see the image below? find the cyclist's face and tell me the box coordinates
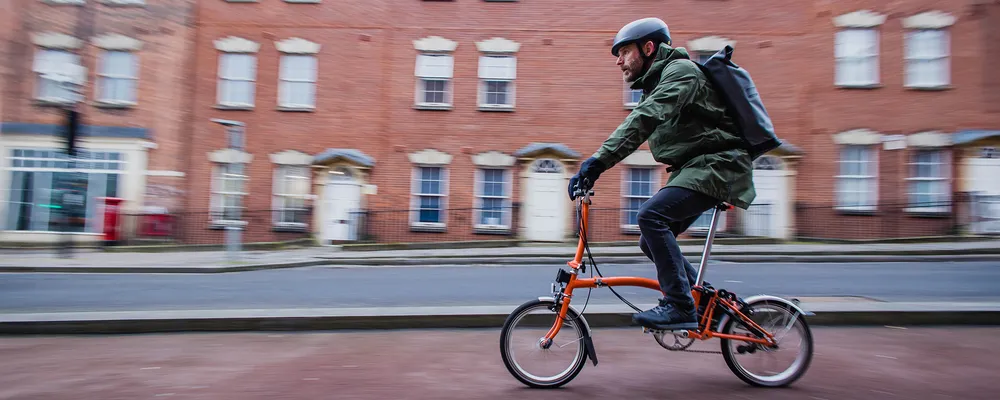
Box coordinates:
[617,42,651,82]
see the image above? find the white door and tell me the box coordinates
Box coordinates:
[966,153,1000,234]
[524,159,567,242]
[323,168,362,242]
[744,156,791,239]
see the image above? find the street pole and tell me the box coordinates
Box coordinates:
[211,119,246,262]
[45,66,86,259]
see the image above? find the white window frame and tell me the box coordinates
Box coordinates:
[32,48,82,103]
[414,53,454,108]
[210,162,249,226]
[835,28,880,87]
[410,165,448,229]
[904,29,950,89]
[473,168,512,231]
[620,167,658,231]
[905,149,951,213]
[271,164,312,227]
[478,55,516,109]
[835,144,879,212]
[4,148,126,234]
[623,82,642,109]
[278,54,317,109]
[216,52,257,108]
[96,49,139,105]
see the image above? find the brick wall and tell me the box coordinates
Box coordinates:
[2,0,196,213]
[185,0,996,244]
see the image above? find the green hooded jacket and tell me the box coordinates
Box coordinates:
[592,43,756,209]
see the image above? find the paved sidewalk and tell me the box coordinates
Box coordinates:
[2,327,998,399]
[0,240,997,273]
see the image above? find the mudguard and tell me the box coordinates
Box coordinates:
[538,296,598,366]
[716,294,815,332]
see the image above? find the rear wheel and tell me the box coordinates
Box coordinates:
[499,299,589,388]
[720,299,813,387]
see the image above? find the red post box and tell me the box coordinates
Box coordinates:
[100,197,125,245]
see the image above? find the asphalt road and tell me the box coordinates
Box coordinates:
[1,261,998,313]
[1,327,998,399]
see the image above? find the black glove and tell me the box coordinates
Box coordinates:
[568,157,607,200]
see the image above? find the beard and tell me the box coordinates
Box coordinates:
[621,59,644,83]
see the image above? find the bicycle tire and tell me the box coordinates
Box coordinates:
[499,299,589,389]
[719,299,814,387]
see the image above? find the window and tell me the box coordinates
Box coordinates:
[412,166,446,226]
[32,49,81,102]
[478,55,516,108]
[907,149,950,212]
[415,54,454,107]
[624,83,642,108]
[622,168,655,228]
[905,29,949,88]
[5,149,123,233]
[278,54,317,109]
[211,163,248,224]
[217,53,256,107]
[694,51,714,64]
[475,168,511,229]
[835,28,879,87]
[272,165,311,226]
[96,50,138,104]
[836,145,878,211]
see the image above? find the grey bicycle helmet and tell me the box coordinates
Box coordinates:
[611,17,672,57]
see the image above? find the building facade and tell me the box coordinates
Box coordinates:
[3,0,999,245]
[0,0,196,244]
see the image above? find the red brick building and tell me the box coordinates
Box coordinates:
[179,0,1000,246]
[6,0,998,246]
[0,0,196,244]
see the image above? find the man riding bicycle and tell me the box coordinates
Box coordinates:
[569,17,756,330]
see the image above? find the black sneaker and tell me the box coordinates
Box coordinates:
[633,298,698,330]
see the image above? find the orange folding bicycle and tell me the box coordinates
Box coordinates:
[499,180,814,389]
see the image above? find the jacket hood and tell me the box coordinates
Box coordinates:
[630,43,691,91]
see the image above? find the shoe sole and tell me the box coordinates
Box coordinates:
[631,316,699,331]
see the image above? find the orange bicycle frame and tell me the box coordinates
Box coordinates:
[543,192,775,347]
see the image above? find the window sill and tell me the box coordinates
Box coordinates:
[410,223,446,233]
[620,225,641,235]
[284,0,321,3]
[474,226,511,235]
[42,0,85,6]
[33,98,77,108]
[904,85,953,92]
[834,206,877,216]
[414,104,453,111]
[100,0,147,7]
[277,106,315,112]
[478,105,515,112]
[214,104,254,111]
[624,103,638,110]
[273,224,308,232]
[93,101,137,109]
[209,220,249,230]
[835,83,882,90]
[904,207,952,217]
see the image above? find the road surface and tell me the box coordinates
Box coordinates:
[0,326,997,399]
[1,261,998,313]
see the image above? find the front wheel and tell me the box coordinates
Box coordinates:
[720,298,814,387]
[499,299,589,389]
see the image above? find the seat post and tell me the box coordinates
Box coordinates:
[694,205,724,287]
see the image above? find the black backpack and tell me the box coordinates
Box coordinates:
[694,45,782,160]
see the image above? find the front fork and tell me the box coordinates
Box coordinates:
[542,266,577,344]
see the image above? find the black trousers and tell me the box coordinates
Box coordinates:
[637,186,719,308]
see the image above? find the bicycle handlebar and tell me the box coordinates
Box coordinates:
[573,177,596,201]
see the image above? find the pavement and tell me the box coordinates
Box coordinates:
[4,261,999,312]
[0,239,998,273]
[1,327,998,399]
